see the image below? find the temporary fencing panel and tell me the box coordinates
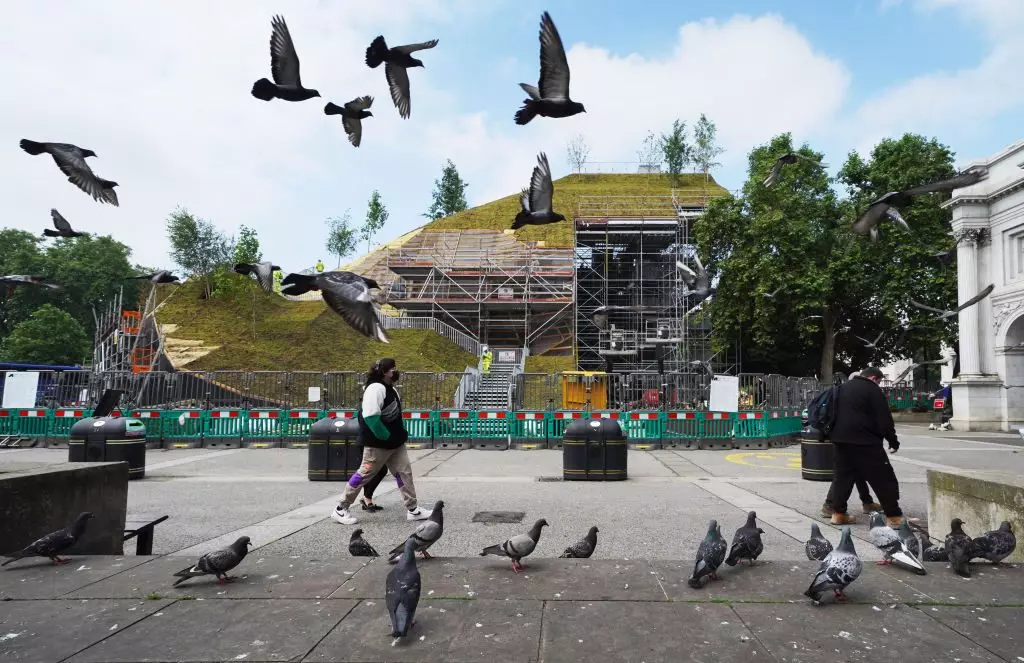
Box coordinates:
[245,409,283,448]
[16,409,50,442]
[132,410,164,447]
[285,409,323,448]
[0,409,16,437]
[50,408,89,443]
[162,410,204,448]
[203,409,243,448]
[435,410,472,449]
[474,411,509,450]
[624,411,662,449]
[510,411,547,449]
[663,411,699,449]
[734,411,768,449]
[700,412,734,450]
[403,411,433,449]
[548,411,582,449]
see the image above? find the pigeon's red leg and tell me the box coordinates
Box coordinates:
[54,556,71,565]
[710,571,720,580]
[875,560,893,566]
[511,560,521,573]
[420,550,433,560]
[833,589,848,603]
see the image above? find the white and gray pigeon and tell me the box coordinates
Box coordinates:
[910,283,995,321]
[0,274,61,296]
[281,271,388,343]
[514,12,585,125]
[855,330,886,350]
[893,358,951,383]
[688,519,728,588]
[2,512,94,567]
[172,536,252,586]
[129,270,179,285]
[805,522,833,561]
[675,254,714,301]
[480,518,549,573]
[511,152,566,229]
[365,35,438,120]
[852,169,986,236]
[763,152,829,187]
[725,511,765,566]
[387,500,444,563]
[349,528,379,558]
[944,518,974,577]
[20,139,119,206]
[869,512,926,575]
[559,526,598,559]
[44,209,88,238]
[324,96,374,147]
[897,519,922,558]
[804,525,863,604]
[251,15,320,102]
[386,538,421,639]
[234,261,281,293]
[970,521,1016,564]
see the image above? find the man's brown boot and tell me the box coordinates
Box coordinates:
[831,512,857,525]
[820,503,835,518]
[887,516,902,529]
[862,502,881,514]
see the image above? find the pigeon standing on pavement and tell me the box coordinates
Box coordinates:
[386,538,421,639]
[514,12,586,125]
[909,284,995,321]
[172,536,252,586]
[324,96,374,147]
[365,35,438,119]
[44,209,88,238]
[763,152,829,187]
[559,526,598,559]
[869,512,926,575]
[804,525,863,604]
[725,511,765,566]
[852,170,986,236]
[511,152,565,229]
[280,271,388,343]
[19,139,119,205]
[387,501,444,563]
[944,518,974,578]
[251,15,321,102]
[688,519,727,588]
[349,529,379,558]
[805,522,834,561]
[129,270,180,284]
[2,512,94,567]
[480,518,549,573]
[234,262,281,293]
[970,521,1016,564]
[897,519,922,558]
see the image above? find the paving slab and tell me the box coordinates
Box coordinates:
[0,597,173,662]
[0,555,152,600]
[732,602,1005,662]
[877,561,1024,606]
[925,605,1024,662]
[331,557,666,601]
[67,598,357,663]
[306,598,543,662]
[539,601,761,663]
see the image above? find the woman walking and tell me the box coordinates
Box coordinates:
[358,466,389,511]
[331,358,432,525]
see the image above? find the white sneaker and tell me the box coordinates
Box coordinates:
[407,507,432,521]
[331,506,357,525]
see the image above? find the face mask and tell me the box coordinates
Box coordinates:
[390,370,401,382]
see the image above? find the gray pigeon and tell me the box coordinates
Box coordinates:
[869,512,926,575]
[281,271,388,343]
[0,274,61,296]
[2,512,94,567]
[763,152,829,187]
[944,518,974,577]
[324,96,373,147]
[365,35,438,120]
[387,500,444,563]
[349,528,379,558]
[129,270,179,285]
[675,254,714,301]
[725,511,765,566]
[251,15,321,102]
[921,537,949,562]
[234,262,281,293]
[386,538,421,638]
[893,358,951,383]
[897,519,922,558]
[172,536,252,586]
[852,169,986,236]
[805,522,833,561]
[559,526,598,559]
[910,283,994,321]
[970,521,1016,564]
[480,518,549,573]
[855,330,886,350]
[804,525,863,604]
[688,519,728,588]
[511,152,566,229]
[514,12,586,125]
[20,139,119,206]
[44,209,88,238]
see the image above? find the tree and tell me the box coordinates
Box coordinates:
[692,114,724,183]
[166,207,234,298]
[424,159,469,220]
[0,304,90,365]
[0,229,48,339]
[362,190,390,254]
[233,225,262,264]
[326,212,358,267]
[660,119,691,182]
[636,130,661,171]
[566,134,591,174]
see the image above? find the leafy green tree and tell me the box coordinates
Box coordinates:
[692,114,724,184]
[326,211,358,267]
[0,304,90,365]
[0,229,48,338]
[424,159,469,220]
[166,207,234,298]
[660,119,691,182]
[362,190,390,254]
[233,225,262,264]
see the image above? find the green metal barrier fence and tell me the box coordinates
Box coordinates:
[510,411,547,449]
[403,410,433,449]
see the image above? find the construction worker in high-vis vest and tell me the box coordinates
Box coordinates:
[315,259,325,273]
[481,345,493,375]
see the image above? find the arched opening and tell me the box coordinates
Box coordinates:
[999,313,1024,429]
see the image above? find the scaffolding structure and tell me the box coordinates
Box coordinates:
[90,285,167,404]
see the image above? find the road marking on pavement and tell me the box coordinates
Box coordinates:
[725,451,801,471]
[145,448,246,471]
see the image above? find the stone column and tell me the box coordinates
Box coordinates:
[957,232,981,375]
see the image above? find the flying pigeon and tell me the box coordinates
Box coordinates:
[725,511,765,566]
[0,274,61,296]
[386,500,444,563]
[896,518,922,559]
[559,526,598,559]
[172,536,252,586]
[234,262,281,293]
[44,209,88,238]
[364,35,438,119]
[763,152,829,187]
[944,518,974,578]
[932,250,955,268]
[19,139,118,206]
[675,254,714,300]
[869,512,926,575]
[892,359,951,384]
[688,519,728,588]
[349,528,379,558]
[2,512,94,567]
[804,525,863,604]
[251,15,321,102]
[805,522,834,561]
[910,283,995,321]
[515,12,585,125]
[280,271,388,343]
[970,521,1016,564]
[852,170,986,236]
[324,96,374,147]
[689,360,714,382]
[855,330,886,350]
[480,518,549,572]
[129,270,179,284]
[511,152,566,229]
[386,538,421,639]
[761,286,784,298]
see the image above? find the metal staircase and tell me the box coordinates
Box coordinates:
[462,352,518,410]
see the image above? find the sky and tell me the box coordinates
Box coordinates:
[2,0,1022,274]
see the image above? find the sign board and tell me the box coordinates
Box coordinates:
[933,398,945,410]
[307,387,322,403]
[496,287,514,298]
[2,371,40,409]
[497,350,516,363]
[709,375,740,413]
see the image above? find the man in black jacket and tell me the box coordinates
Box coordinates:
[827,366,903,528]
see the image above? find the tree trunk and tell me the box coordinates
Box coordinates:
[820,306,834,384]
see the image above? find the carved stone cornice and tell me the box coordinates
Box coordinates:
[952,227,991,247]
[992,299,1024,334]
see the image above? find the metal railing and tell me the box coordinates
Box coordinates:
[376,312,480,356]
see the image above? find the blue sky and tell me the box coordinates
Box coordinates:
[1,0,1020,272]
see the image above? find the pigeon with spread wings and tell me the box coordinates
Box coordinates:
[365,36,438,119]
[515,12,586,125]
[234,262,281,293]
[45,209,88,238]
[251,15,320,102]
[763,152,829,187]
[511,152,565,229]
[910,283,994,320]
[852,170,986,236]
[324,96,373,147]
[20,139,118,206]
[281,271,388,343]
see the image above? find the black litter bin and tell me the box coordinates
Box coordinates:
[562,418,628,481]
[308,416,364,482]
[800,432,834,482]
[69,417,148,479]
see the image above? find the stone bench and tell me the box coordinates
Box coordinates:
[928,468,1024,562]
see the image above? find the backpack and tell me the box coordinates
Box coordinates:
[806,384,841,434]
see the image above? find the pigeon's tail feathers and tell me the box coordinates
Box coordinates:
[324,102,344,115]
[480,544,503,557]
[519,83,541,100]
[251,78,277,101]
[171,564,205,586]
[514,100,539,126]
[365,36,388,68]
[2,550,29,566]
[511,211,530,230]
[374,322,389,344]
[43,229,61,237]
[280,272,317,295]
[19,139,46,155]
